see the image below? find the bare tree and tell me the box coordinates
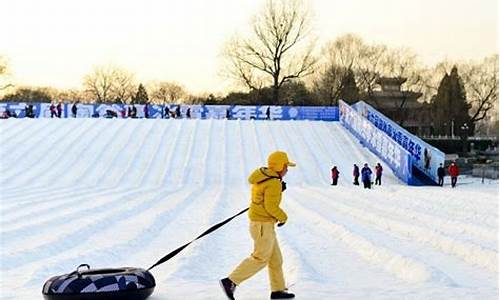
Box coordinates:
[312,64,348,105]
[0,55,14,92]
[318,34,389,106]
[222,0,317,104]
[222,38,266,92]
[460,55,498,127]
[112,69,135,104]
[150,81,186,105]
[83,65,136,103]
[312,34,364,105]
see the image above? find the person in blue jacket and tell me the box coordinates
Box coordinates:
[361,163,372,189]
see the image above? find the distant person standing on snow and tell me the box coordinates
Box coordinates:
[375,163,383,185]
[361,163,372,189]
[175,105,181,118]
[71,102,78,118]
[448,162,460,188]
[164,105,170,119]
[131,105,137,118]
[144,104,149,119]
[220,151,296,300]
[437,163,445,186]
[266,106,271,120]
[56,102,62,118]
[353,164,360,185]
[50,103,57,118]
[331,166,339,185]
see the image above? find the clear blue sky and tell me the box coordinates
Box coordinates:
[1,0,498,94]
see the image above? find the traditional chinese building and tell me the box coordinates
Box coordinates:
[364,77,433,136]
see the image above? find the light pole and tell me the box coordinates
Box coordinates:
[451,119,455,138]
[460,123,469,135]
[460,123,470,153]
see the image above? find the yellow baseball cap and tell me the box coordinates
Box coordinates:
[267,151,296,172]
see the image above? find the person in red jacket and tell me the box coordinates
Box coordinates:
[448,162,460,188]
[331,166,339,185]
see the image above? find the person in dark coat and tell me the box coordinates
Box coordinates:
[50,103,57,118]
[186,106,191,118]
[25,104,35,118]
[175,105,181,118]
[56,102,62,118]
[164,105,170,119]
[374,163,383,185]
[448,162,460,188]
[266,106,271,120]
[144,104,149,119]
[71,103,78,118]
[437,163,445,186]
[131,105,137,118]
[331,166,340,186]
[353,164,360,185]
[361,163,372,189]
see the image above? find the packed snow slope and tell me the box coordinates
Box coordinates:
[0,118,498,300]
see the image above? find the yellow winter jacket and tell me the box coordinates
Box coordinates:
[247,167,288,223]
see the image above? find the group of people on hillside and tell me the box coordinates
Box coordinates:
[49,103,63,118]
[163,105,185,119]
[331,161,461,188]
[331,163,383,189]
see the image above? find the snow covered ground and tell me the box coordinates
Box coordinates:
[0,118,498,300]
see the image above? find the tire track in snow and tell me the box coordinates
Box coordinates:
[286,194,432,283]
[297,188,498,273]
[17,187,203,289]
[309,186,497,246]
[0,118,89,187]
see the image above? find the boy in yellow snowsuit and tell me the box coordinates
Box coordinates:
[220,151,296,300]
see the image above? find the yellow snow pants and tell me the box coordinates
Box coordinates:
[228,221,285,292]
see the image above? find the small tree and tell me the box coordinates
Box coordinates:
[133,83,149,104]
[2,87,52,103]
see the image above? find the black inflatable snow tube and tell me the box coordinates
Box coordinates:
[42,264,155,300]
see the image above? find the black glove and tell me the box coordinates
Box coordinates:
[281,181,287,192]
[277,222,286,227]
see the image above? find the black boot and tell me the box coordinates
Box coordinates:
[270,290,295,299]
[219,278,236,300]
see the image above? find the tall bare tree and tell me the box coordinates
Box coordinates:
[223,0,317,104]
[83,65,136,103]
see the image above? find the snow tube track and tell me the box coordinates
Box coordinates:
[0,118,498,300]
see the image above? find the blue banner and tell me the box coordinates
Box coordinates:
[339,100,413,184]
[351,101,445,184]
[0,102,339,121]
